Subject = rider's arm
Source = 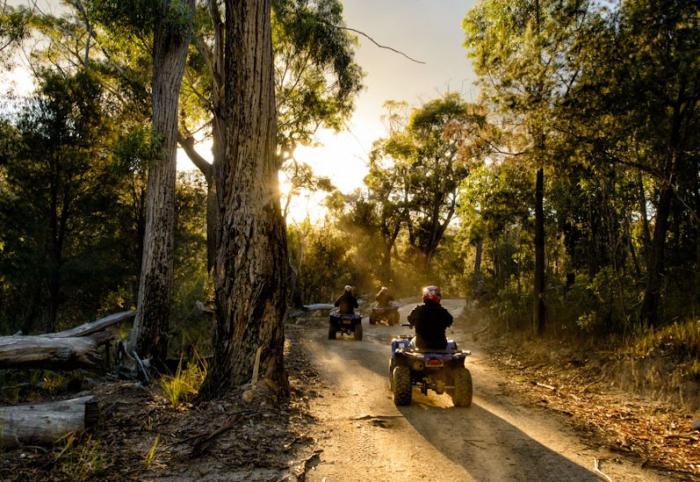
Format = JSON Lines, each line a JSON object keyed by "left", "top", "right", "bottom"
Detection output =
{"left": 407, "top": 307, "right": 418, "bottom": 326}
{"left": 443, "top": 309, "right": 454, "bottom": 327}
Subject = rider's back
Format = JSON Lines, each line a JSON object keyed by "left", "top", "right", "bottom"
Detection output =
{"left": 334, "top": 291, "right": 358, "bottom": 314}
{"left": 407, "top": 301, "right": 453, "bottom": 349}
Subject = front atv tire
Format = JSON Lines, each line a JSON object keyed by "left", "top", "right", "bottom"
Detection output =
{"left": 451, "top": 368, "right": 473, "bottom": 407}
{"left": 392, "top": 366, "right": 412, "bottom": 406}
{"left": 328, "top": 324, "right": 336, "bottom": 340}
{"left": 369, "top": 313, "right": 376, "bottom": 325}
{"left": 353, "top": 322, "right": 363, "bottom": 341}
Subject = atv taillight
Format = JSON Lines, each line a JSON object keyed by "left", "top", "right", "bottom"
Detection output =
{"left": 426, "top": 359, "right": 443, "bottom": 367}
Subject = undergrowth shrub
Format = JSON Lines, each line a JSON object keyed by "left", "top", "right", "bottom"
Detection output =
{"left": 159, "top": 351, "right": 207, "bottom": 408}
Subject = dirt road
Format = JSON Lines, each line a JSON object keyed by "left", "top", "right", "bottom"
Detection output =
{"left": 302, "top": 299, "right": 669, "bottom": 482}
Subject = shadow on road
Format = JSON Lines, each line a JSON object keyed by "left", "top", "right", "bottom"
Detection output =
{"left": 398, "top": 397, "right": 600, "bottom": 481}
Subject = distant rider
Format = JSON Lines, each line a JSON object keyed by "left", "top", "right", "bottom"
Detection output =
{"left": 407, "top": 286, "right": 453, "bottom": 350}
{"left": 375, "top": 286, "right": 395, "bottom": 307}
{"left": 334, "top": 285, "right": 359, "bottom": 315}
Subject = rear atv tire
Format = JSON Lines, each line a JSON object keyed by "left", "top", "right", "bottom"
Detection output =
{"left": 451, "top": 368, "right": 473, "bottom": 407}
{"left": 392, "top": 366, "right": 412, "bottom": 406}
{"left": 390, "top": 311, "right": 400, "bottom": 325}
{"left": 369, "top": 314, "right": 376, "bottom": 325}
{"left": 389, "top": 359, "right": 396, "bottom": 387}
{"left": 353, "top": 322, "right": 363, "bottom": 341}
{"left": 328, "top": 324, "right": 336, "bottom": 340}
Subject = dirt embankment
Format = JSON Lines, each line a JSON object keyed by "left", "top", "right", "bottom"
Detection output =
{"left": 466, "top": 306, "right": 699, "bottom": 479}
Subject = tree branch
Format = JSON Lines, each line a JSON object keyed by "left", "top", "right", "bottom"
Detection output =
{"left": 313, "top": 18, "right": 425, "bottom": 65}
{"left": 177, "top": 131, "right": 212, "bottom": 181}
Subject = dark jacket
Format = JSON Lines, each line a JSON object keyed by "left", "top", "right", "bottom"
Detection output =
{"left": 407, "top": 301, "right": 453, "bottom": 349}
{"left": 334, "top": 291, "right": 358, "bottom": 314}
{"left": 375, "top": 290, "right": 394, "bottom": 307}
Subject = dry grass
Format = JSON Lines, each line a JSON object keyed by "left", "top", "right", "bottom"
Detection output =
{"left": 482, "top": 317, "right": 700, "bottom": 478}
{"left": 54, "top": 433, "right": 105, "bottom": 481}
{"left": 143, "top": 434, "right": 160, "bottom": 468}
{"left": 624, "top": 319, "right": 700, "bottom": 359}
{"left": 159, "top": 351, "right": 207, "bottom": 408}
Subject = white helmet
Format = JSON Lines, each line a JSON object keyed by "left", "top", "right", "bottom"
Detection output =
{"left": 344, "top": 285, "right": 353, "bottom": 292}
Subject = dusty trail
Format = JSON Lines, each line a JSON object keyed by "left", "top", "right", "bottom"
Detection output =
{"left": 302, "top": 299, "right": 669, "bottom": 482}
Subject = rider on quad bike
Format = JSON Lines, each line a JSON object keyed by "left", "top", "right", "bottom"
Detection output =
{"left": 334, "top": 285, "right": 358, "bottom": 314}
{"left": 407, "top": 286, "right": 453, "bottom": 349}
{"left": 389, "top": 285, "right": 472, "bottom": 407}
{"left": 370, "top": 286, "right": 400, "bottom": 325}
{"left": 329, "top": 286, "right": 363, "bottom": 340}
{"left": 375, "top": 286, "right": 395, "bottom": 306}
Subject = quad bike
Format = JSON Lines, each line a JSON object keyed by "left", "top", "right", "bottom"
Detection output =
{"left": 328, "top": 309, "right": 363, "bottom": 341}
{"left": 389, "top": 325, "right": 472, "bottom": 407}
{"left": 369, "top": 302, "right": 400, "bottom": 326}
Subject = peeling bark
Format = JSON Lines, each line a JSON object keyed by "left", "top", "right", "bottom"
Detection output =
{"left": 199, "top": 0, "right": 288, "bottom": 398}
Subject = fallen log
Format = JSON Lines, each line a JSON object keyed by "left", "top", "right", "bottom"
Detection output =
{"left": 302, "top": 303, "right": 334, "bottom": 311}
{"left": 44, "top": 310, "right": 135, "bottom": 339}
{"left": 0, "top": 396, "right": 98, "bottom": 447}
{"left": 0, "top": 335, "right": 105, "bottom": 370}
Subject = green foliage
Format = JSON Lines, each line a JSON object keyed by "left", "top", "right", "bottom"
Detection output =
{"left": 364, "top": 94, "right": 484, "bottom": 275}
{"left": 288, "top": 220, "right": 365, "bottom": 302}
{"left": 91, "top": 0, "right": 193, "bottom": 34}
{"left": 272, "top": 0, "right": 363, "bottom": 158}
{"left": 0, "top": 69, "right": 132, "bottom": 332}
{"left": 0, "top": 3, "right": 30, "bottom": 68}
{"left": 170, "top": 172, "right": 210, "bottom": 354}
{"left": 459, "top": 0, "right": 700, "bottom": 337}
{"left": 0, "top": 69, "right": 209, "bottom": 339}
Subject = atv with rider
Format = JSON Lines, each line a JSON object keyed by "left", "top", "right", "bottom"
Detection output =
{"left": 389, "top": 334, "right": 472, "bottom": 406}
{"left": 388, "top": 286, "right": 472, "bottom": 407}
{"left": 369, "top": 286, "right": 400, "bottom": 325}
{"left": 329, "top": 285, "right": 363, "bottom": 341}
{"left": 369, "top": 302, "right": 400, "bottom": 325}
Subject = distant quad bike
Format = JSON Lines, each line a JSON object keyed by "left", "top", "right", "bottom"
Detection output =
{"left": 328, "top": 309, "right": 363, "bottom": 341}
{"left": 369, "top": 302, "right": 400, "bottom": 326}
{"left": 389, "top": 326, "right": 472, "bottom": 407}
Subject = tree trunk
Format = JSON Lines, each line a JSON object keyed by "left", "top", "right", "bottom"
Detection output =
{"left": 0, "top": 396, "right": 98, "bottom": 448}
{"left": 473, "top": 237, "right": 483, "bottom": 275}
{"left": 534, "top": 167, "right": 546, "bottom": 335}
{"left": 381, "top": 244, "right": 393, "bottom": 284}
{"left": 637, "top": 171, "right": 651, "bottom": 257}
{"left": 0, "top": 335, "right": 108, "bottom": 370}
{"left": 199, "top": 0, "right": 288, "bottom": 398}
{"left": 641, "top": 178, "right": 674, "bottom": 326}
{"left": 130, "top": 0, "right": 194, "bottom": 362}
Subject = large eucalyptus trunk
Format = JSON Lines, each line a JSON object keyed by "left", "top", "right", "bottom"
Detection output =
{"left": 130, "top": 0, "right": 194, "bottom": 362}
{"left": 199, "top": 0, "right": 288, "bottom": 398}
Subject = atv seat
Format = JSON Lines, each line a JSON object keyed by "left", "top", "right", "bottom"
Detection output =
{"left": 409, "top": 339, "right": 459, "bottom": 353}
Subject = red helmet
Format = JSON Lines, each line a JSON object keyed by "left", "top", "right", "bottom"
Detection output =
{"left": 422, "top": 285, "right": 441, "bottom": 303}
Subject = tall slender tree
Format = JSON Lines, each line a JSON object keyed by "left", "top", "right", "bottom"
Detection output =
{"left": 129, "top": 0, "right": 195, "bottom": 362}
